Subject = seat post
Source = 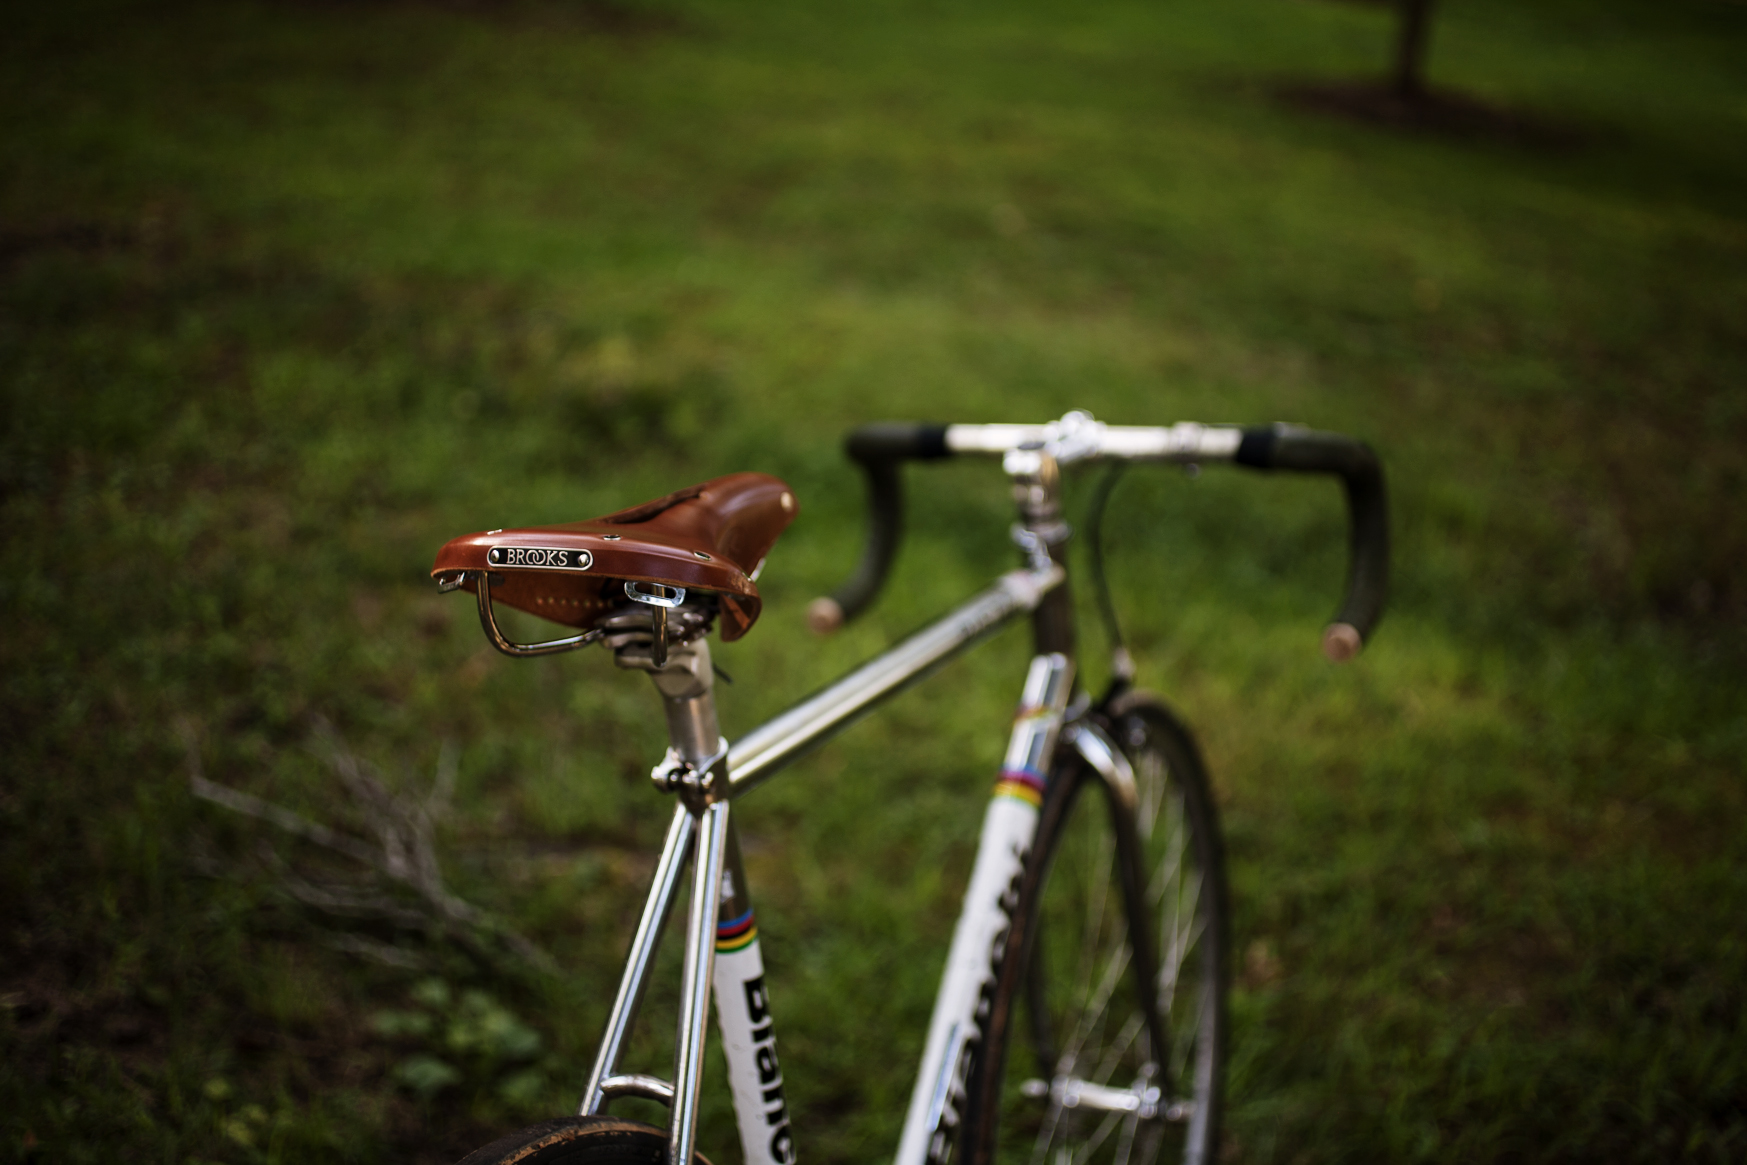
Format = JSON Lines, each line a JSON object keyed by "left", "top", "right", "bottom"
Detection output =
{"left": 615, "top": 631, "right": 722, "bottom": 767}
{"left": 655, "top": 638, "right": 721, "bottom": 767}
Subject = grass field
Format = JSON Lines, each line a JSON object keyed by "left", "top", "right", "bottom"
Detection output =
{"left": 3, "top": 0, "right": 1744, "bottom": 1161}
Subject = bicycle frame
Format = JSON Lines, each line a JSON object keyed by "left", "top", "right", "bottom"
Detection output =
{"left": 576, "top": 554, "right": 1077, "bottom": 1165}
{"left": 572, "top": 434, "right": 1150, "bottom": 1165}
{"left": 468, "top": 412, "right": 1385, "bottom": 1165}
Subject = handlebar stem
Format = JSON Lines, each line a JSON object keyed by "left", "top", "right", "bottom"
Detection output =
{"left": 1004, "top": 448, "right": 1071, "bottom": 552}
{"left": 1005, "top": 447, "right": 1078, "bottom": 661}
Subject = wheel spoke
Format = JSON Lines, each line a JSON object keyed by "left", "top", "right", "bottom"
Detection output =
{"left": 1091, "top": 1011, "right": 1144, "bottom": 1086}
{"left": 1060, "top": 1107, "right": 1122, "bottom": 1165}
{"left": 1112, "top": 1112, "right": 1141, "bottom": 1165}
{"left": 1070, "top": 816, "right": 1115, "bottom": 1010}
{"left": 1030, "top": 1102, "right": 1067, "bottom": 1165}
{"left": 1158, "top": 868, "right": 1204, "bottom": 1020}
{"left": 1060, "top": 933, "right": 1129, "bottom": 1075}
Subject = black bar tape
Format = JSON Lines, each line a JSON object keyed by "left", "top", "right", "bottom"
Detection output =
{"left": 810, "top": 423, "right": 955, "bottom": 630}
{"left": 821, "top": 458, "right": 903, "bottom": 626}
{"left": 845, "top": 422, "right": 952, "bottom": 463}
{"left": 1234, "top": 425, "right": 1279, "bottom": 469}
{"left": 1231, "top": 424, "right": 1390, "bottom": 653}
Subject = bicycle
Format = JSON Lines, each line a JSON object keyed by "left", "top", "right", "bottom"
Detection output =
{"left": 429, "top": 410, "right": 1389, "bottom": 1165}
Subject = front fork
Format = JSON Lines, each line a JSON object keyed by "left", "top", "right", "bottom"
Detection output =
{"left": 1064, "top": 716, "right": 1172, "bottom": 1091}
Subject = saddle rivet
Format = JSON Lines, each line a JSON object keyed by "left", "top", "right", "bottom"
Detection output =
{"left": 603, "top": 534, "right": 621, "bottom": 540}
{"left": 693, "top": 550, "right": 712, "bottom": 560}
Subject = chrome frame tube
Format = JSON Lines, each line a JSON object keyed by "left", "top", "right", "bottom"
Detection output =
{"left": 726, "top": 562, "right": 1064, "bottom": 797}
{"left": 580, "top": 803, "right": 697, "bottom": 1116}
{"left": 671, "top": 800, "right": 732, "bottom": 1165}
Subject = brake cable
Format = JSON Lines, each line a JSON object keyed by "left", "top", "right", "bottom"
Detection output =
{"left": 1084, "top": 461, "right": 1134, "bottom": 686}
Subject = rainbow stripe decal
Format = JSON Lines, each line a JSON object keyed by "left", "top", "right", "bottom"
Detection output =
{"left": 993, "top": 767, "right": 1046, "bottom": 808}
{"left": 716, "top": 907, "right": 758, "bottom": 953}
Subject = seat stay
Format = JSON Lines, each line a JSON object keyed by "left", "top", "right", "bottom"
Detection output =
{"left": 581, "top": 803, "right": 696, "bottom": 1116}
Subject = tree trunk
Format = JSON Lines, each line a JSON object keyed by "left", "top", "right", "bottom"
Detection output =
{"left": 1393, "top": 0, "right": 1436, "bottom": 100}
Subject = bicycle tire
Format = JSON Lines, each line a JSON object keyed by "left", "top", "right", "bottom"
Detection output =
{"left": 455, "top": 1117, "right": 712, "bottom": 1165}
{"left": 965, "top": 691, "right": 1229, "bottom": 1165}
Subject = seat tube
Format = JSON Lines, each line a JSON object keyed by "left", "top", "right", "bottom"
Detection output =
{"left": 711, "top": 821, "right": 796, "bottom": 1165}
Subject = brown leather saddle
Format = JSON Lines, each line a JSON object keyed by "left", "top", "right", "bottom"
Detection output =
{"left": 432, "top": 472, "right": 798, "bottom": 641}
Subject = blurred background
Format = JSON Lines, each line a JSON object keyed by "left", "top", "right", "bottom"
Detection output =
{"left": 2, "top": 0, "right": 1743, "bottom": 1161}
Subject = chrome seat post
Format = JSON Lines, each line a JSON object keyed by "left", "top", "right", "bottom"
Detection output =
{"left": 630, "top": 631, "right": 721, "bottom": 768}
{"left": 603, "top": 598, "right": 724, "bottom": 770}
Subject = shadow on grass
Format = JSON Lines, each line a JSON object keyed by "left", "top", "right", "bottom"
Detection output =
{"left": 278, "top": 0, "right": 694, "bottom": 38}
{"left": 1277, "top": 79, "right": 1582, "bottom": 150}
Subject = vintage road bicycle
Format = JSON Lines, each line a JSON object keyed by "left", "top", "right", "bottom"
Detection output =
{"left": 430, "top": 411, "right": 1389, "bottom": 1165}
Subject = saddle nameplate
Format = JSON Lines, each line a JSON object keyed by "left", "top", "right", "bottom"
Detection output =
{"left": 487, "top": 546, "right": 594, "bottom": 571}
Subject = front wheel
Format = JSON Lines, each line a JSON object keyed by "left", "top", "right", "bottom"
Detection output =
{"left": 456, "top": 1117, "right": 712, "bottom": 1165}
{"left": 966, "top": 691, "right": 1229, "bottom": 1165}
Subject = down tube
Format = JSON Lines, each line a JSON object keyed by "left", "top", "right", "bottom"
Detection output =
{"left": 894, "top": 653, "right": 1076, "bottom": 1165}
{"left": 713, "top": 821, "right": 797, "bottom": 1165}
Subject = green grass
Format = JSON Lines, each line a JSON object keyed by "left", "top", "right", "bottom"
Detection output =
{"left": 2, "top": 0, "right": 1744, "bottom": 1161}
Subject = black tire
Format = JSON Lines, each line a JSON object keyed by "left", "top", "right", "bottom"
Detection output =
{"left": 456, "top": 1117, "right": 713, "bottom": 1165}
{"left": 965, "top": 691, "right": 1229, "bottom": 1165}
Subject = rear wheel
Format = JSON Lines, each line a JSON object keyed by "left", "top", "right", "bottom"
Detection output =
{"left": 967, "top": 691, "right": 1229, "bottom": 1165}
{"left": 456, "top": 1117, "right": 711, "bottom": 1165}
